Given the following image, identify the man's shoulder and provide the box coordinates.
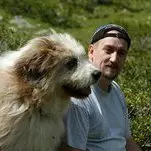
[111,81,126,102]
[70,89,97,111]
[112,80,121,89]
[111,81,126,106]
[111,81,124,94]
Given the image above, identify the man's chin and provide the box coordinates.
[103,74,117,81]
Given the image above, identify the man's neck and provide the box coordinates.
[98,76,112,92]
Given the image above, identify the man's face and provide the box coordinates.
[88,31,128,80]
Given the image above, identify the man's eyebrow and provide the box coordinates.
[118,47,127,53]
[103,45,115,49]
[104,44,127,52]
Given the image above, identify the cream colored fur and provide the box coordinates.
[0,33,100,151]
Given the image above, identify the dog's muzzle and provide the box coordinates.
[63,84,91,99]
[63,69,101,99]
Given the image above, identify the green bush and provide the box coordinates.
[0,22,32,52]
[117,51,151,150]
[0,0,91,28]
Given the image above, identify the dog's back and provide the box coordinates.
[0,63,65,151]
[0,40,68,151]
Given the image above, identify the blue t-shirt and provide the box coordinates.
[63,81,131,151]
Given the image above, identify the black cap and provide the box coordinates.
[90,24,131,48]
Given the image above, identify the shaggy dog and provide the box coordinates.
[0,33,101,151]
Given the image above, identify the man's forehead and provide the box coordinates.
[99,36,128,50]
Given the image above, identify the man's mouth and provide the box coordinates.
[106,63,118,69]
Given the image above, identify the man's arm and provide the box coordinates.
[58,99,89,151]
[126,138,142,151]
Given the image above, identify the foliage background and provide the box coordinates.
[0,0,151,150]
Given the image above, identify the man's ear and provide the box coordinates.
[88,44,94,62]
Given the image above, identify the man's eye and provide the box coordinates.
[66,58,77,70]
[118,52,125,57]
[105,48,113,54]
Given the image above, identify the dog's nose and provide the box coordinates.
[92,70,101,81]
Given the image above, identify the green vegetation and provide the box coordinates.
[0,0,151,150]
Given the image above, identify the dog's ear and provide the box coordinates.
[15,51,49,82]
[16,44,59,83]
[15,37,65,83]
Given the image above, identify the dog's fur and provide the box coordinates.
[0,33,100,151]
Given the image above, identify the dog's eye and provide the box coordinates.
[66,58,77,70]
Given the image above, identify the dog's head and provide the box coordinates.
[15,33,101,99]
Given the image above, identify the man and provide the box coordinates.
[59,24,141,151]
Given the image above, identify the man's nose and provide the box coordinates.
[110,52,118,62]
